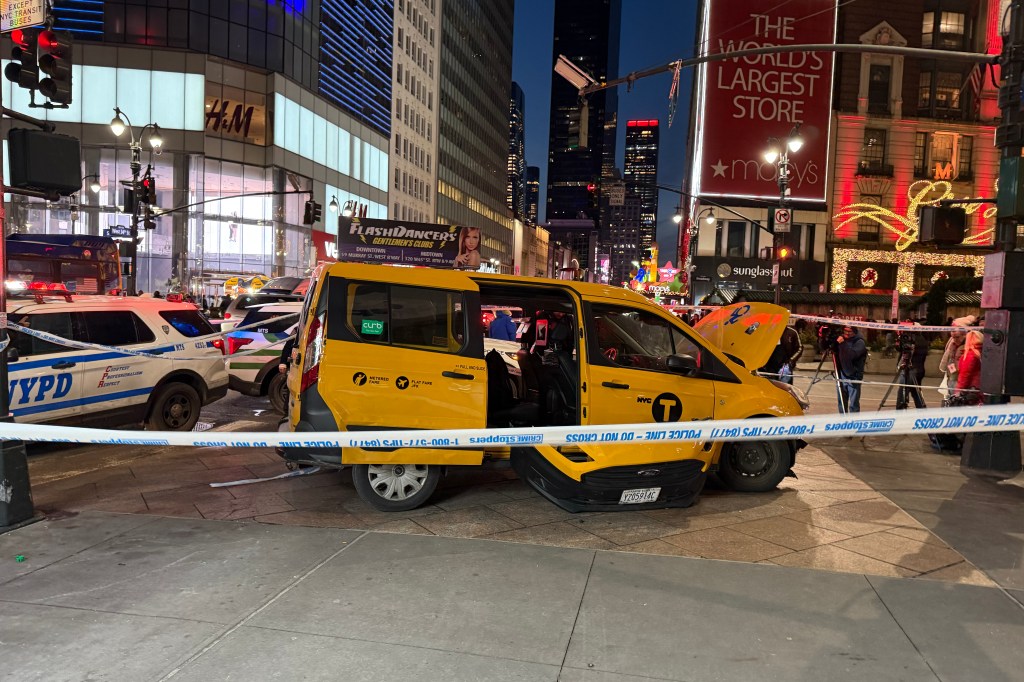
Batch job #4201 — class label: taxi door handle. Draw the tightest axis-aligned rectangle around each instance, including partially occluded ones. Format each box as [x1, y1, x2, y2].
[602, 381, 629, 390]
[50, 361, 77, 369]
[442, 371, 475, 380]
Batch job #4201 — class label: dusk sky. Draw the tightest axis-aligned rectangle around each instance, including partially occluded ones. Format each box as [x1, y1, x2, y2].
[512, 0, 700, 260]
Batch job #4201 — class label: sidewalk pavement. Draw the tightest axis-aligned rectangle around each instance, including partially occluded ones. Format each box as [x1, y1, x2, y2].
[6, 436, 1024, 681]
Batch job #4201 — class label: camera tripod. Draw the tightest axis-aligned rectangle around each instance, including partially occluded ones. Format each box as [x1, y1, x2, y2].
[809, 346, 848, 414]
[878, 351, 926, 411]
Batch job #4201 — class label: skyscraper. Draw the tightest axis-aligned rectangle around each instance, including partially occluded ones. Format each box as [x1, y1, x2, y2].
[437, 0, 516, 268]
[624, 119, 660, 252]
[526, 166, 540, 224]
[508, 82, 527, 221]
[545, 0, 621, 276]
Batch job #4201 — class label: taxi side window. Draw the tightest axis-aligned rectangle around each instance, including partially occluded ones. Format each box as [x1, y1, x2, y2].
[344, 281, 464, 353]
[10, 312, 74, 357]
[82, 312, 156, 346]
[589, 304, 702, 373]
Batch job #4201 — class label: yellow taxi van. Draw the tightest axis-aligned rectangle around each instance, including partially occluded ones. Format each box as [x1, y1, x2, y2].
[282, 263, 809, 512]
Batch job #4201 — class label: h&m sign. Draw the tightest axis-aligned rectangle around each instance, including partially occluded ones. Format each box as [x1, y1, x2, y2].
[204, 97, 267, 145]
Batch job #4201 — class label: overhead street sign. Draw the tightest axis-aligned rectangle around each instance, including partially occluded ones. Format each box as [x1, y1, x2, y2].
[774, 208, 791, 233]
[1, 0, 46, 32]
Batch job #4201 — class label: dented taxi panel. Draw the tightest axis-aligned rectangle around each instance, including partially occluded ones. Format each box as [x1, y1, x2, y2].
[693, 302, 790, 370]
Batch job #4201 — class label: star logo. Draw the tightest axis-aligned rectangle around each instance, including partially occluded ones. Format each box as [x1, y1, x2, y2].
[711, 159, 728, 178]
[395, 376, 410, 390]
[352, 372, 367, 386]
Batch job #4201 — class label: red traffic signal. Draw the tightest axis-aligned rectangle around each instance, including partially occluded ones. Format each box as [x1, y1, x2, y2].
[140, 176, 157, 205]
[5, 28, 39, 90]
[37, 29, 73, 105]
[586, 183, 596, 192]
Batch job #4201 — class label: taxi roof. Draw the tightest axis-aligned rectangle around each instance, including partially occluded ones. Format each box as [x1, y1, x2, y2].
[321, 262, 659, 308]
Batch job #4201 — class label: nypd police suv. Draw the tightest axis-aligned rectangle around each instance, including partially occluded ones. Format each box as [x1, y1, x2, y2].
[5, 287, 228, 431]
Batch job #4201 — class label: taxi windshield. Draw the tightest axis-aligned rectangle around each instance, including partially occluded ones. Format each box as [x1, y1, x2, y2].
[593, 305, 701, 371]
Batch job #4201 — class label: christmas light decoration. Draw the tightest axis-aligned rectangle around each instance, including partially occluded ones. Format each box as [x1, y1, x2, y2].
[830, 248, 985, 293]
[834, 180, 996, 251]
[930, 271, 948, 284]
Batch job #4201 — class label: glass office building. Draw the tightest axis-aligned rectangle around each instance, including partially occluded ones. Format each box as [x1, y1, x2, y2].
[2, 0, 391, 297]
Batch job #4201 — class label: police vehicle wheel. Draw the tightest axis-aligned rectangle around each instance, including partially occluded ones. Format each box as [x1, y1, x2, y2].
[268, 373, 289, 414]
[718, 440, 789, 492]
[146, 383, 201, 431]
[352, 463, 440, 511]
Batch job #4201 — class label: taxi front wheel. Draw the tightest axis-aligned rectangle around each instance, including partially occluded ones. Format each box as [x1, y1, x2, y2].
[718, 440, 790, 492]
[146, 383, 201, 431]
[352, 464, 440, 511]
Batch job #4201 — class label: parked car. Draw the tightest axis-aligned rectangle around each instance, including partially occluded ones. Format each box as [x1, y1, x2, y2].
[5, 285, 228, 430]
[224, 302, 301, 413]
[218, 292, 303, 331]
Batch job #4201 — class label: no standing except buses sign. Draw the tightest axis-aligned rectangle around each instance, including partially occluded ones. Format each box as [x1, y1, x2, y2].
[1, 0, 46, 32]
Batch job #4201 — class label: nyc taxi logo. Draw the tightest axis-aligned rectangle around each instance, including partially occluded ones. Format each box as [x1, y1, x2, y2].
[8, 373, 73, 405]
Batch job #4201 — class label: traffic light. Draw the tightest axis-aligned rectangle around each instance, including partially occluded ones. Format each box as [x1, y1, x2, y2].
[140, 175, 157, 205]
[143, 205, 156, 230]
[775, 244, 795, 260]
[122, 188, 136, 215]
[5, 28, 39, 90]
[37, 29, 73, 105]
[918, 206, 966, 246]
[303, 199, 322, 225]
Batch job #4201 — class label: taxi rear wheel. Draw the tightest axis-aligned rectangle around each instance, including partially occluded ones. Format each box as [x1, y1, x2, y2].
[146, 383, 201, 431]
[352, 463, 440, 511]
[718, 440, 789, 492]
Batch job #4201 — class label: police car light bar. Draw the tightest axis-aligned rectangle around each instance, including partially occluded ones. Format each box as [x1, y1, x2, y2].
[24, 281, 74, 303]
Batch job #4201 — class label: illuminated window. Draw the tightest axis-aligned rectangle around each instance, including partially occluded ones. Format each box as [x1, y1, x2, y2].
[859, 129, 888, 174]
[922, 12, 934, 47]
[858, 195, 882, 243]
[935, 72, 962, 110]
[914, 132, 928, 176]
[918, 71, 931, 107]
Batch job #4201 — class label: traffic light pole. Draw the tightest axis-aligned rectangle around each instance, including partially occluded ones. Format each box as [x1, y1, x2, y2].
[0, 82, 36, 530]
[128, 142, 141, 295]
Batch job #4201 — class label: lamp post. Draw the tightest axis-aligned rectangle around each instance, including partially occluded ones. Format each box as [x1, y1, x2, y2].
[110, 107, 162, 294]
[763, 124, 803, 306]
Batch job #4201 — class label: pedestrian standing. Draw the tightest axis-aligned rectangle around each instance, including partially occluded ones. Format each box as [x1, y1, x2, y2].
[939, 315, 974, 398]
[835, 324, 867, 412]
[954, 330, 984, 405]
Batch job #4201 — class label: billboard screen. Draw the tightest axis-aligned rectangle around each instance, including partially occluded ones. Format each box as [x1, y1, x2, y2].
[693, 0, 837, 203]
[338, 218, 482, 269]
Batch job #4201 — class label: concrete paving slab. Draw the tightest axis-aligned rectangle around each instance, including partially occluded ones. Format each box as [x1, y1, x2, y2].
[171, 624, 560, 682]
[0, 516, 361, 624]
[0, 600, 221, 682]
[564, 551, 938, 682]
[249, 532, 593, 666]
[0, 511, 156, 586]
[557, 669, 679, 682]
[867, 576, 1024, 682]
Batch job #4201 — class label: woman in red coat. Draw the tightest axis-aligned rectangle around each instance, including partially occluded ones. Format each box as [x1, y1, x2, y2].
[955, 331, 984, 405]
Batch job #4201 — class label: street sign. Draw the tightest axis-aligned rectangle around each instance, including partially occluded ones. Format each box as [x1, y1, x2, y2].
[1, 0, 46, 33]
[771, 263, 780, 285]
[773, 208, 791, 233]
[105, 224, 133, 240]
[608, 182, 625, 206]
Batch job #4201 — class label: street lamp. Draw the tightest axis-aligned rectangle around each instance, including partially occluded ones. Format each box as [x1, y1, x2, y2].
[85, 174, 101, 194]
[763, 124, 803, 306]
[341, 200, 358, 217]
[110, 107, 163, 294]
[328, 195, 339, 213]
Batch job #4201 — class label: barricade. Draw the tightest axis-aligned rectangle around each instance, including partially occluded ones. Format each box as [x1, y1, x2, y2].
[2, 403, 1022, 448]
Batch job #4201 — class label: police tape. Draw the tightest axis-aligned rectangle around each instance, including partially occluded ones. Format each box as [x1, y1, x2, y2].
[667, 303, 985, 335]
[7, 312, 299, 362]
[3, 403, 1023, 449]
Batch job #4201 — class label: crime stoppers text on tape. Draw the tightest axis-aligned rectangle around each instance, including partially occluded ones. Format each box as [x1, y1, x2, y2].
[2, 404, 1024, 449]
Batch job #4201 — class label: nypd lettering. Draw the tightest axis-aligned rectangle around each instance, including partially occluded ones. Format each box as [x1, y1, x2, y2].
[8, 373, 73, 404]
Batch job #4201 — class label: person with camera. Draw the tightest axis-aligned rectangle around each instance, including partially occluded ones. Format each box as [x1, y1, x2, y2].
[835, 324, 867, 412]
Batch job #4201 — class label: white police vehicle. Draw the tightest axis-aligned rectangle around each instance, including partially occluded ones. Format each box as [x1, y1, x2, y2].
[5, 287, 229, 430]
[224, 301, 301, 413]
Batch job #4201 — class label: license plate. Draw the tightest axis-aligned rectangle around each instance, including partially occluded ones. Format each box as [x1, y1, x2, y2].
[618, 487, 660, 504]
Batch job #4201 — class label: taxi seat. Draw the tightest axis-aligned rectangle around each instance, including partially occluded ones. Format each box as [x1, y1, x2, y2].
[486, 349, 540, 427]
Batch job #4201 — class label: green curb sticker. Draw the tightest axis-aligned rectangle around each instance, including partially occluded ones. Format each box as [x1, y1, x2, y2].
[361, 319, 384, 335]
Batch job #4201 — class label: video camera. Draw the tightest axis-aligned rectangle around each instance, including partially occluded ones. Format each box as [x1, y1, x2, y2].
[816, 311, 841, 352]
[894, 323, 916, 357]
